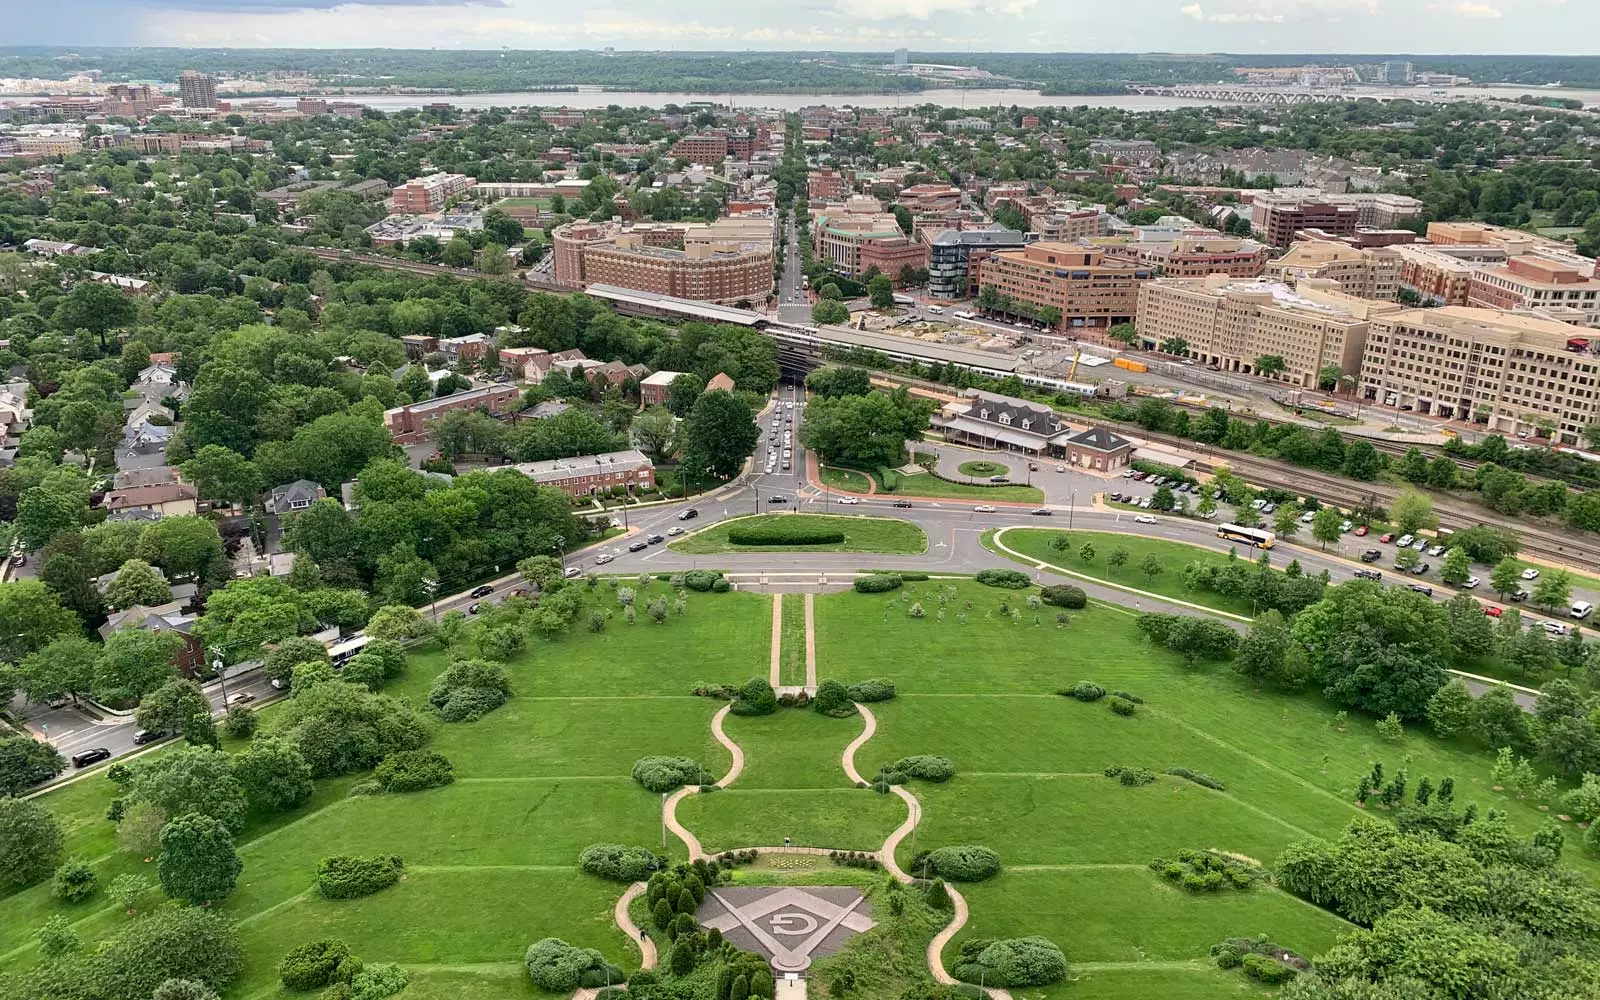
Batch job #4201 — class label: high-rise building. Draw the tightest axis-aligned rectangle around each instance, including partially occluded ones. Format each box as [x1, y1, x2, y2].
[926, 229, 1028, 299]
[1137, 275, 1395, 387]
[1359, 307, 1600, 441]
[178, 71, 217, 109]
[894, 49, 909, 70]
[975, 243, 1151, 340]
[1264, 241, 1402, 301]
[1383, 60, 1413, 84]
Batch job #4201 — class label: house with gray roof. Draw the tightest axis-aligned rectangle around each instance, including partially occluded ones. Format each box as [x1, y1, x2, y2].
[265, 479, 327, 515]
[934, 390, 1075, 456]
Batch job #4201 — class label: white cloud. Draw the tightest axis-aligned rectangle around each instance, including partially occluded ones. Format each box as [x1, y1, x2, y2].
[1424, 1, 1503, 15]
[1180, 2, 1204, 17]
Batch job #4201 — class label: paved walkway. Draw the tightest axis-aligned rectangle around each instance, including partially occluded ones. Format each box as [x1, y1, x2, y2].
[803, 594, 818, 689]
[769, 593, 783, 686]
[615, 881, 657, 970]
[662, 704, 745, 860]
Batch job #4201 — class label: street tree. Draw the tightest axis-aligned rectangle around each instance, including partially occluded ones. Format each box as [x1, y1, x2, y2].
[1396, 547, 1422, 573]
[0, 736, 65, 796]
[104, 558, 172, 610]
[1440, 547, 1472, 587]
[1490, 559, 1523, 599]
[1533, 569, 1572, 612]
[1253, 355, 1287, 378]
[135, 679, 218, 748]
[1159, 336, 1189, 356]
[0, 797, 63, 887]
[17, 634, 99, 706]
[93, 629, 185, 707]
[1309, 507, 1343, 550]
[1273, 505, 1302, 539]
[1391, 489, 1439, 535]
[517, 555, 564, 590]
[157, 813, 242, 905]
[680, 390, 759, 480]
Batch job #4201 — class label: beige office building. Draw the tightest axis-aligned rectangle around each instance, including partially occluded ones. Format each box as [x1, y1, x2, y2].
[1359, 307, 1600, 442]
[1137, 275, 1397, 387]
[1264, 240, 1401, 301]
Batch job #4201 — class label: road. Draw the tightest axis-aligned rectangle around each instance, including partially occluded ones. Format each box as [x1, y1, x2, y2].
[776, 209, 812, 326]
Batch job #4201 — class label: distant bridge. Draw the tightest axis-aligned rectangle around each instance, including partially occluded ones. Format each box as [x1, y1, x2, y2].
[1126, 86, 1382, 105]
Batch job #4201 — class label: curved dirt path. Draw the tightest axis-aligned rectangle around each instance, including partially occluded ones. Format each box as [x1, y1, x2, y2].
[662, 704, 745, 859]
[614, 880, 657, 970]
[927, 885, 1014, 1000]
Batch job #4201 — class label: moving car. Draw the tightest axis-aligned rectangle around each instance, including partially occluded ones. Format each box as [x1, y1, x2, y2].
[1056, 465, 1066, 472]
[131, 729, 166, 746]
[563, 567, 582, 579]
[679, 508, 699, 520]
[1573, 601, 1594, 620]
[1522, 568, 1541, 580]
[627, 540, 649, 552]
[1360, 549, 1382, 562]
[1509, 590, 1530, 603]
[892, 500, 913, 508]
[1483, 606, 1504, 618]
[646, 534, 665, 545]
[1354, 569, 1382, 581]
[1409, 584, 1434, 597]
[837, 497, 859, 505]
[228, 692, 256, 707]
[1134, 514, 1158, 525]
[989, 475, 1010, 483]
[1544, 621, 1571, 637]
[769, 495, 789, 504]
[595, 553, 615, 565]
[1031, 508, 1053, 516]
[469, 585, 495, 599]
[71, 748, 111, 769]
[668, 526, 684, 536]
[972, 505, 997, 513]
[270, 677, 287, 690]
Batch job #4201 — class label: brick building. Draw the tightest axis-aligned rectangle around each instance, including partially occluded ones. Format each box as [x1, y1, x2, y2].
[382, 384, 522, 442]
[1466, 256, 1600, 324]
[639, 371, 688, 407]
[392, 172, 476, 213]
[513, 449, 655, 497]
[974, 243, 1152, 340]
[672, 134, 729, 165]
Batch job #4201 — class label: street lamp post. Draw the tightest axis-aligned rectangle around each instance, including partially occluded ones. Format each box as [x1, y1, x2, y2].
[422, 577, 439, 620]
[1068, 490, 1075, 532]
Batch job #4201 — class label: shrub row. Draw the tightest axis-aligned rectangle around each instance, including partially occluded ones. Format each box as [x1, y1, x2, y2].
[853, 573, 903, 593]
[828, 850, 881, 871]
[632, 756, 713, 793]
[682, 570, 724, 592]
[1111, 690, 1144, 704]
[846, 677, 896, 702]
[373, 750, 454, 793]
[714, 849, 760, 866]
[914, 845, 1002, 882]
[1039, 584, 1087, 609]
[1149, 849, 1259, 892]
[881, 755, 955, 784]
[975, 568, 1031, 589]
[317, 854, 404, 900]
[900, 572, 930, 581]
[1061, 681, 1105, 702]
[580, 844, 665, 882]
[727, 526, 845, 546]
[1104, 765, 1156, 786]
[1166, 767, 1226, 791]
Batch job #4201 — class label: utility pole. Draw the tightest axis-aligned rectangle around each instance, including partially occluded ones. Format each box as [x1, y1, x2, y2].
[423, 577, 439, 620]
[211, 649, 229, 707]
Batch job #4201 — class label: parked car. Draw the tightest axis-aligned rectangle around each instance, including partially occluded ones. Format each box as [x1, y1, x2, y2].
[1409, 584, 1434, 597]
[1133, 472, 1147, 481]
[1379, 533, 1393, 543]
[131, 729, 166, 746]
[1483, 606, 1504, 618]
[1354, 525, 1369, 536]
[1340, 521, 1354, 533]
[679, 508, 699, 520]
[1360, 549, 1382, 562]
[1522, 568, 1541, 580]
[1409, 562, 1431, 575]
[1299, 511, 1316, 524]
[1134, 514, 1158, 525]
[1138, 497, 1152, 508]
[892, 500, 913, 508]
[1509, 590, 1530, 603]
[1250, 498, 1266, 509]
[1354, 569, 1382, 581]
[1396, 534, 1414, 548]
[1122, 470, 1134, 478]
[1573, 601, 1594, 620]
[972, 505, 997, 513]
[1427, 544, 1446, 557]
[1413, 537, 1430, 551]
[837, 497, 859, 505]
[469, 585, 495, 599]
[227, 692, 256, 707]
[595, 553, 615, 565]
[1261, 503, 1277, 514]
[646, 534, 665, 545]
[563, 567, 582, 579]
[1031, 508, 1053, 516]
[71, 748, 111, 769]
[627, 541, 649, 552]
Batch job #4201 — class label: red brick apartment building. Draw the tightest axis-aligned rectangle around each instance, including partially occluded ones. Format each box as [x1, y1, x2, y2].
[392, 172, 476, 213]
[974, 243, 1152, 340]
[383, 385, 521, 443]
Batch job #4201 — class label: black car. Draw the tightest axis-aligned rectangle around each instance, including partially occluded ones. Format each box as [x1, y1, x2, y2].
[469, 585, 495, 599]
[1354, 569, 1382, 581]
[1360, 549, 1382, 563]
[1410, 562, 1431, 576]
[71, 748, 111, 769]
[628, 540, 649, 552]
[646, 534, 665, 545]
[1509, 590, 1530, 603]
[131, 729, 166, 746]
[892, 500, 913, 508]
[1409, 583, 1434, 597]
[768, 495, 789, 504]
[679, 508, 699, 520]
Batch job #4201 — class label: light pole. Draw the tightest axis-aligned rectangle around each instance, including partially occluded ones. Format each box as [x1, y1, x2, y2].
[1068, 490, 1075, 532]
[422, 576, 439, 620]
[660, 792, 667, 850]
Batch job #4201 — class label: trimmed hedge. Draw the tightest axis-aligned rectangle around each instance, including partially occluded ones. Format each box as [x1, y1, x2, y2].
[524, 938, 623, 992]
[975, 568, 1031, 589]
[683, 570, 724, 592]
[1109, 697, 1136, 716]
[373, 750, 454, 793]
[812, 679, 857, 718]
[632, 756, 713, 793]
[923, 845, 1001, 882]
[580, 844, 665, 881]
[279, 938, 362, 991]
[730, 677, 777, 716]
[1062, 681, 1105, 702]
[882, 755, 955, 784]
[953, 936, 1067, 988]
[317, 854, 404, 900]
[1104, 765, 1156, 786]
[726, 525, 845, 546]
[853, 573, 903, 593]
[1243, 953, 1298, 984]
[1166, 767, 1226, 791]
[1039, 585, 1087, 609]
[846, 678, 896, 702]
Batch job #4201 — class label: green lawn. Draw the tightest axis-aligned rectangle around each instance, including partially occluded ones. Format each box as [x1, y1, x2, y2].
[993, 527, 1264, 616]
[884, 470, 1044, 504]
[779, 593, 807, 687]
[668, 513, 927, 554]
[956, 460, 1009, 477]
[818, 466, 875, 493]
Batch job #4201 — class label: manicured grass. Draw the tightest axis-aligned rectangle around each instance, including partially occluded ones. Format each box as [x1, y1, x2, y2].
[676, 789, 905, 854]
[818, 466, 875, 493]
[1025, 964, 1266, 1000]
[778, 593, 807, 687]
[885, 470, 1044, 503]
[669, 513, 927, 554]
[994, 527, 1263, 616]
[956, 460, 1009, 477]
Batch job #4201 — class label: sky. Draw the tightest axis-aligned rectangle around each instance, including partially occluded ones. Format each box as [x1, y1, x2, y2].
[5, 0, 1594, 55]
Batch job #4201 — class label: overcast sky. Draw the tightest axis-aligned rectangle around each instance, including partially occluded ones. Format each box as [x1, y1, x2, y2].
[7, 0, 1594, 55]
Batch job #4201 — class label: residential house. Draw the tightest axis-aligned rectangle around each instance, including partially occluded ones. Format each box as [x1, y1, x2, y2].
[93, 565, 197, 607]
[98, 600, 205, 676]
[523, 348, 588, 384]
[113, 465, 181, 489]
[265, 479, 327, 515]
[639, 370, 687, 407]
[102, 482, 198, 519]
[512, 449, 655, 497]
[706, 372, 736, 393]
[439, 333, 492, 364]
[589, 360, 651, 391]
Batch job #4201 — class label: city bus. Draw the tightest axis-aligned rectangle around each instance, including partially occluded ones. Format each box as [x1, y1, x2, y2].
[327, 635, 373, 669]
[1216, 524, 1276, 549]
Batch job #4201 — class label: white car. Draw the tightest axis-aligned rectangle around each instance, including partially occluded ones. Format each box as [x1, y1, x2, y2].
[1138, 497, 1152, 508]
[563, 566, 582, 579]
[1427, 545, 1445, 557]
[1522, 568, 1541, 580]
[1396, 534, 1415, 547]
[1299, 511, 1316, 524]
[1340, 520, 1353, 532]
[594, 553, 615, 565]
[972, 505, 997, 513]
[1134, 514, 1157, 524]
[1250, 498, 1267, 510]
[1544, 621, 1570, 637]
[837, 497, 859, 505]
[1055, 465, 1066, 472]
[1462, 576, 1480, 589]
[668, 526, 684, 536]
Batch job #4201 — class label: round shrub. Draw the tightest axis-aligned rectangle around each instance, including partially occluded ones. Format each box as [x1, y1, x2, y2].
[1039, 584, 1087, 609]
[580, 843, 664, 881]
[344, 963, 410, 1000]
[925, 845, 1001, 882]
[317, 854, 404, 900]
[524, 938, 618, 992]
[279, 938, 362, 991]
[221, 706, 258, 740]
[711, 577, 731, 593]
[1109, 697, 1136, 716]
[882, 755, 955, 784]
[730, 677, 777, 716]
[1211, 943, 1243, 970]
[1063, 681, 1105, 702]
[1242, 953, 1298, 984]
[632, 756, 711, 793]
[812, 679, 856, 718]
[975, 568, 1031, 589]
[427, 659, 512, 722]
[853, 573, 903, 594]
[683, 570, 723, 592]
[52, 856, 97, 903]
[959, 936, 1067, 988]
[845, 678, 895, 703]
[373, 750, 454, 793]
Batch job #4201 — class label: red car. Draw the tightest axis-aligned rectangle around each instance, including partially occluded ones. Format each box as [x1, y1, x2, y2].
[1483, 606, 1503, 618]
[1379, 533, 1394, 543]
[1353, 525, 1369, 537]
